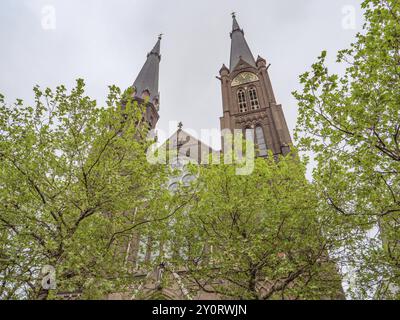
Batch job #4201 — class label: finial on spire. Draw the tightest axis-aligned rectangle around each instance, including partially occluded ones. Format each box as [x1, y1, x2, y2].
[178, 122, 183, 131]
[158, 33, 163, 40]
[231, 12, 241, 33]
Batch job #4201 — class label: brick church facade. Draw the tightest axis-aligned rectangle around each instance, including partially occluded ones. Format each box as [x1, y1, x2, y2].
[108, 15, 295, 300]
[131, 14, 292, 160]
[59, 15, 343, 300]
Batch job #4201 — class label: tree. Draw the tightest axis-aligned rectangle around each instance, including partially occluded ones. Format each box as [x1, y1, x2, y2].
[168, 154, 344, 300]
[0, 80, 181, 299]
[293, 0, 400, 299]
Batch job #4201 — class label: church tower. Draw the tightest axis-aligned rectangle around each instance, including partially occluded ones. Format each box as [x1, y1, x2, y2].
[132, 35, 162, 129]
[218, 14, 292, 157]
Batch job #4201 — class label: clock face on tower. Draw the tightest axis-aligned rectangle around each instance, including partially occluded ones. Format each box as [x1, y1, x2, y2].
[231, 72, 259, 87]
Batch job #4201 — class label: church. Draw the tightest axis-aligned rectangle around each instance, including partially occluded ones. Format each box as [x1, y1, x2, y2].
[104, 14, 311, 300]
[56, 14, 345, 301]
[132, 13, 292, 164]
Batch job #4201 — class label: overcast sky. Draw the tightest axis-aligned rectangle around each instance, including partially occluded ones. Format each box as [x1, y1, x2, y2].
[0, 0, 364, 149]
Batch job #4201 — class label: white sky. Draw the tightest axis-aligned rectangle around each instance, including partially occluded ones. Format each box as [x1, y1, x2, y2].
[0, 0, 364, 150]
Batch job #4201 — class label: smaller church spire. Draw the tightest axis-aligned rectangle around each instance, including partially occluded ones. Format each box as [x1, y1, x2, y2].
[229, 13, 256, 70]
[133, 35, 162, 102]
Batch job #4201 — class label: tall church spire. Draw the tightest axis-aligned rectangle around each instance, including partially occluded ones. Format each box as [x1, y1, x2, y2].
[133, 35, 162, 102]
[219, 14, 292, 157]
[230, 13, 256, 70]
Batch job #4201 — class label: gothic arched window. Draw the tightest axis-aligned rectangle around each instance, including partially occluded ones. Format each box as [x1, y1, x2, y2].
[255, 126, 268, 157]
[237, 89, 248, 113]
[249, 87, 260, 110]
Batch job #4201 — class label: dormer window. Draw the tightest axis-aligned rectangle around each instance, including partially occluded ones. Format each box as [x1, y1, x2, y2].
[141, 90, 150, 99]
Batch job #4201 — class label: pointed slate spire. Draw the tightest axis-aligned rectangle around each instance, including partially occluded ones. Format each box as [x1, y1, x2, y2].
[133, 35, 162, 102]
[229, 13, 256, 71]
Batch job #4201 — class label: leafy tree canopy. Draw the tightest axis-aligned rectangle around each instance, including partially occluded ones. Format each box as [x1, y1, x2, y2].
[293, 0, 400, 299]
